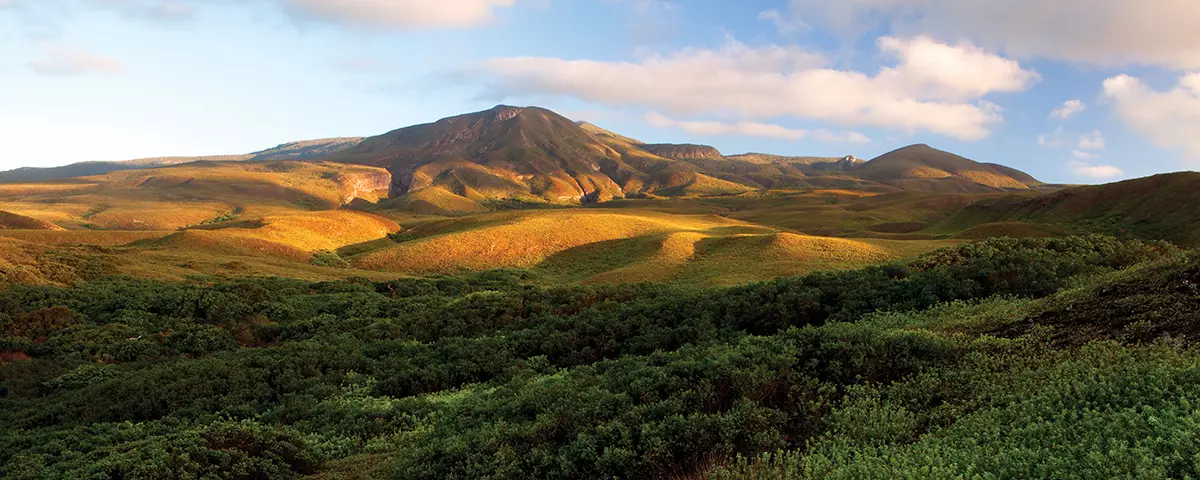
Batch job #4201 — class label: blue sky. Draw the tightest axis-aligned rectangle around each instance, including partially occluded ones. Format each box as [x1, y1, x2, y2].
[2, 0, 1199, 184]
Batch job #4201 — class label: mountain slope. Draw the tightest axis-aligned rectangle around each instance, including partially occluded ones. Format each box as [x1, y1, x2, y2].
[853, 144, 1039, 192]
[0, 161, 391, 230]
[332, 106, 757, 206]
[0, 138, 364, 183]
[940, 172, 1200, 245]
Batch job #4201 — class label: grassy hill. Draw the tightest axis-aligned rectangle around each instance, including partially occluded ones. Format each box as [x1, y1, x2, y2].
[346, 208, 953, 286]
[0, 138, 363, 183]
[936, 172, 1200, 245]
[853, 144, 1041, 192]
[0, 161, 390, 231]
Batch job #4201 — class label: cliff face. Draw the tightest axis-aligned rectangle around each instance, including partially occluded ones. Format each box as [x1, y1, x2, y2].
[337, 169, 392, 205]
[641, 144, 724, 160]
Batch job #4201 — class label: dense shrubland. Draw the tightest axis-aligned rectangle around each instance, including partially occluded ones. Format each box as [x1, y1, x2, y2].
[1, 236, 1197, 479]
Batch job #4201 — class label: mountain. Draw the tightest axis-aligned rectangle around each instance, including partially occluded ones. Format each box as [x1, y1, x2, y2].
[0, 106, 1044, 213]
[852, 144, 1042, 192]
[331, 105, 759, 208]
[0, 138, 364, 183]
[941, 172, 1200, 246]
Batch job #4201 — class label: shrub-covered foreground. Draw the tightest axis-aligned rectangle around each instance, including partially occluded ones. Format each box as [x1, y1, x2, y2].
[1, 236, 1197, 479]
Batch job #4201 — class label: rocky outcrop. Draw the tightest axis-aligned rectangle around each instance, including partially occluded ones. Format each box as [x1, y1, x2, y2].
[642, 143, 724, 160]
[337, 169, 392, 205]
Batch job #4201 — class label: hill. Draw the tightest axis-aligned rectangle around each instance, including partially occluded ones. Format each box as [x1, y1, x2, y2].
[939, 172, 1200, 245]
[641, 143, 724, 160]
[853, 144, 1041, 192]
[0, 161, 390, 230]
[727, 153, 859, 167]
[0, 138, 363, 183]
[0, 211, 63, 230]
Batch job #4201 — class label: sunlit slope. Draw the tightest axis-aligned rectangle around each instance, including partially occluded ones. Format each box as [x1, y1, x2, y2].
[936, 172, 1200, 246]
[349, 208, 952, 284]
[142, 210, 401, 260]
[853, 144, 1041, 192]
[0, 161, 391, 230]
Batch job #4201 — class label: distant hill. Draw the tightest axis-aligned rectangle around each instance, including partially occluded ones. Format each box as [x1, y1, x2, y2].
[853, 144, 1041, 193]
[0, 211, 62, 230]
[641, 143, 724, 160]
[940, 172, 1200, 245]
[0, 138, 364, 183]
[727, 153, 859, 167]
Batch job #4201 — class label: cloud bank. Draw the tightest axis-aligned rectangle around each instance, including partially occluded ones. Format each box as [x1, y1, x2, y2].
[481, 35, 1036, 140]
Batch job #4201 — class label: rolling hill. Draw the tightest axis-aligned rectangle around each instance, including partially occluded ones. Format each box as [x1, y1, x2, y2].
[938, 172, 1200, 245]
[0, 137, 364, 183]
[852, 144, 1043, 192]
[0, 160, 390, 231]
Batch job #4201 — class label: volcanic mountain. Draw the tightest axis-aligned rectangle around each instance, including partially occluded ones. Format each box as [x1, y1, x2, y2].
[330, 105, 771, 207]
[852, 144, 1043, 193]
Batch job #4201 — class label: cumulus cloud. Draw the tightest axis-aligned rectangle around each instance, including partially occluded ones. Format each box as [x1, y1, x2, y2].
[1069, 160, 1123, 180]
[1077, 130, 1105, 150]
[1050, 99, 1085, 120]
[1104, 73, 1200, 162]
[27, 46, 122, 76]
[480, 35, 1036, 140]
[645, 112, 871, 143]
[279, 0, 516, 29]
[783, 0, 1200, 69]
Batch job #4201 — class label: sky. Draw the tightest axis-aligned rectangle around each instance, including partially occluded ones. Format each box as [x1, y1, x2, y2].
[2, 0, 1199, 184]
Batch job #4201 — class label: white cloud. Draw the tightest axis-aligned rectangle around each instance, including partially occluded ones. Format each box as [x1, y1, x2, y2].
[1069, 160, 1123, 180]
[1104, 73, 1200, 163]
[27, 46, 122, 76]
[1050, 99, 1085, 120]
[1077, 130, 1105, 150]
[645, 112, 871, 143]
[784, 0, 1200, 69]
[279, 0, 515, 29]
[1071, 150, 1093, 160]
[481, 35, 1036, 140]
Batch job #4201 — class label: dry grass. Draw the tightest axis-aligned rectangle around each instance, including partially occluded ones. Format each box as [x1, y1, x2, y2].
[352, 209, 752, 272]
[0, 230, 168, 246]
[0, 211, 63, 230]
[143, 210, 400, 261]
[0, 161, 392, 230]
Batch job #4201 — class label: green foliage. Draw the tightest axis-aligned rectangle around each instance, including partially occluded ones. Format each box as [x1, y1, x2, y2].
[0, 236, 1196, 479]
[310, 250, 350, 268]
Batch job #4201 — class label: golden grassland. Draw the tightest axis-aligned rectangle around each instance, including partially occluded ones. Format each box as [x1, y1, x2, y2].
[351, 209, 763, 272]
[0, 167, 1072, 287]
[0, 161, 391, 230]
[344, 208, 956, 286]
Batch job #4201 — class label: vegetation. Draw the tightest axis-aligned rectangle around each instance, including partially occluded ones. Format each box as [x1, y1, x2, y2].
[2, 236, 1196, 479]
